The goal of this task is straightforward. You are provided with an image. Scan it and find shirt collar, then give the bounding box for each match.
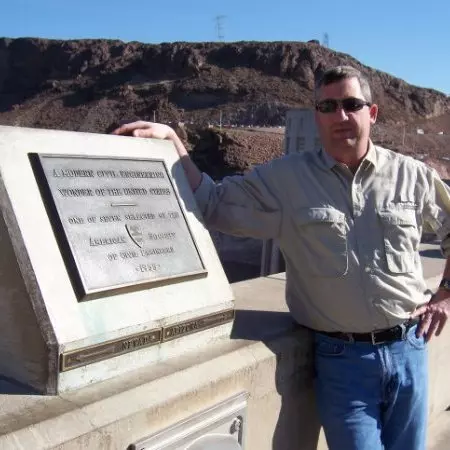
[318,140,378,171]
[364,141,378,170]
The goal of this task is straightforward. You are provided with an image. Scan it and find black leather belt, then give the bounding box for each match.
[318,318,420,345]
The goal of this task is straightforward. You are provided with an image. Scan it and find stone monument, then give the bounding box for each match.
[0,125,234,394]
[284,108,320,155]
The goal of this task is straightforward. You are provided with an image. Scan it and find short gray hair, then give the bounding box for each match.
[315,66,373,103]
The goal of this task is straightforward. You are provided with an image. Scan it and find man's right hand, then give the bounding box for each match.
[111,121,176,141]
[111,120,202,190]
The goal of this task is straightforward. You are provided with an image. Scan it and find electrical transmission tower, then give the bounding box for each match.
[215,15,226,41]
[322,32,330,48]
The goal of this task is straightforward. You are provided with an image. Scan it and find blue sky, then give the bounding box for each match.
[3,0,450,94]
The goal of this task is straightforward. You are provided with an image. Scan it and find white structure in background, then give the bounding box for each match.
[284,108,321,154]
[261,108,321,276]
[417,128,424,135]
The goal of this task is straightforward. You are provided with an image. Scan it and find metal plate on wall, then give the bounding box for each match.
[60,309,234,372]
[30,154,206,300]
[129,392,248,450]
[186,435,241,450]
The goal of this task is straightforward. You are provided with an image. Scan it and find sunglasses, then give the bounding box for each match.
[315,97,371,114]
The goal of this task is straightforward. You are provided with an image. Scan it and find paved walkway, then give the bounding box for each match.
[428,411,450,449]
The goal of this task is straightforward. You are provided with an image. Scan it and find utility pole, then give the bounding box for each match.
[322,32,330,48]
[215,15,226,41]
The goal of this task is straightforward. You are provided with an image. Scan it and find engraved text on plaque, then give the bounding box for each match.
[31,154,206,300]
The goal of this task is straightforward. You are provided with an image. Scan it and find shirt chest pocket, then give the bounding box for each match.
[378,208,420,274]
[294,207,348,278]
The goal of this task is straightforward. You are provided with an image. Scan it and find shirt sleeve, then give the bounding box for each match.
[423,169,450,257]
[193,163,283,239]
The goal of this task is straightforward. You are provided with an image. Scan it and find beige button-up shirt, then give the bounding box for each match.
[194,143,450,332]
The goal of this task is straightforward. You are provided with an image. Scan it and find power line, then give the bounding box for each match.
[215,15,226,41]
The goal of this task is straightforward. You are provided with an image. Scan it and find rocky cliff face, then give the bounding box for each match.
[1,38,449,131]
[0,38,449,180]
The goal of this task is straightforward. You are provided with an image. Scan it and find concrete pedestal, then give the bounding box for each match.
[0,245,448,449]
[0,276,320,450]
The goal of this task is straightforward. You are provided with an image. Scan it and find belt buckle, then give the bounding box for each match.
[345,333,355,343]
[371,330,388,345]
[370,332,379,345]
[371,324,406,345]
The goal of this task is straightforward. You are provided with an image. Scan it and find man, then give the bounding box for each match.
[113,65,450,450]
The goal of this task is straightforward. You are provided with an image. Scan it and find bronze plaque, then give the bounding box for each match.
[60,328,162,372]
[162,309,235,342]
[30,154,207,300]
[59,309,234,371]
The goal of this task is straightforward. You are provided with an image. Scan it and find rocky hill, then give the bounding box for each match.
[0,37,449,178]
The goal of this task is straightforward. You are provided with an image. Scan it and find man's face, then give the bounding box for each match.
[315,77,378,156]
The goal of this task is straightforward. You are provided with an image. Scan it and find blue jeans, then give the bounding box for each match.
[314,325,428,450]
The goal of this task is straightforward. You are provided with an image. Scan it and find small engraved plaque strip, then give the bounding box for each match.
[60,328,162,372]
[60,309,235,372]
[31,154,207,300]
[162,309,235,342]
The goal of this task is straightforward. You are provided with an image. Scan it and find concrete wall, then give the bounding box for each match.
[0,269,449,449]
